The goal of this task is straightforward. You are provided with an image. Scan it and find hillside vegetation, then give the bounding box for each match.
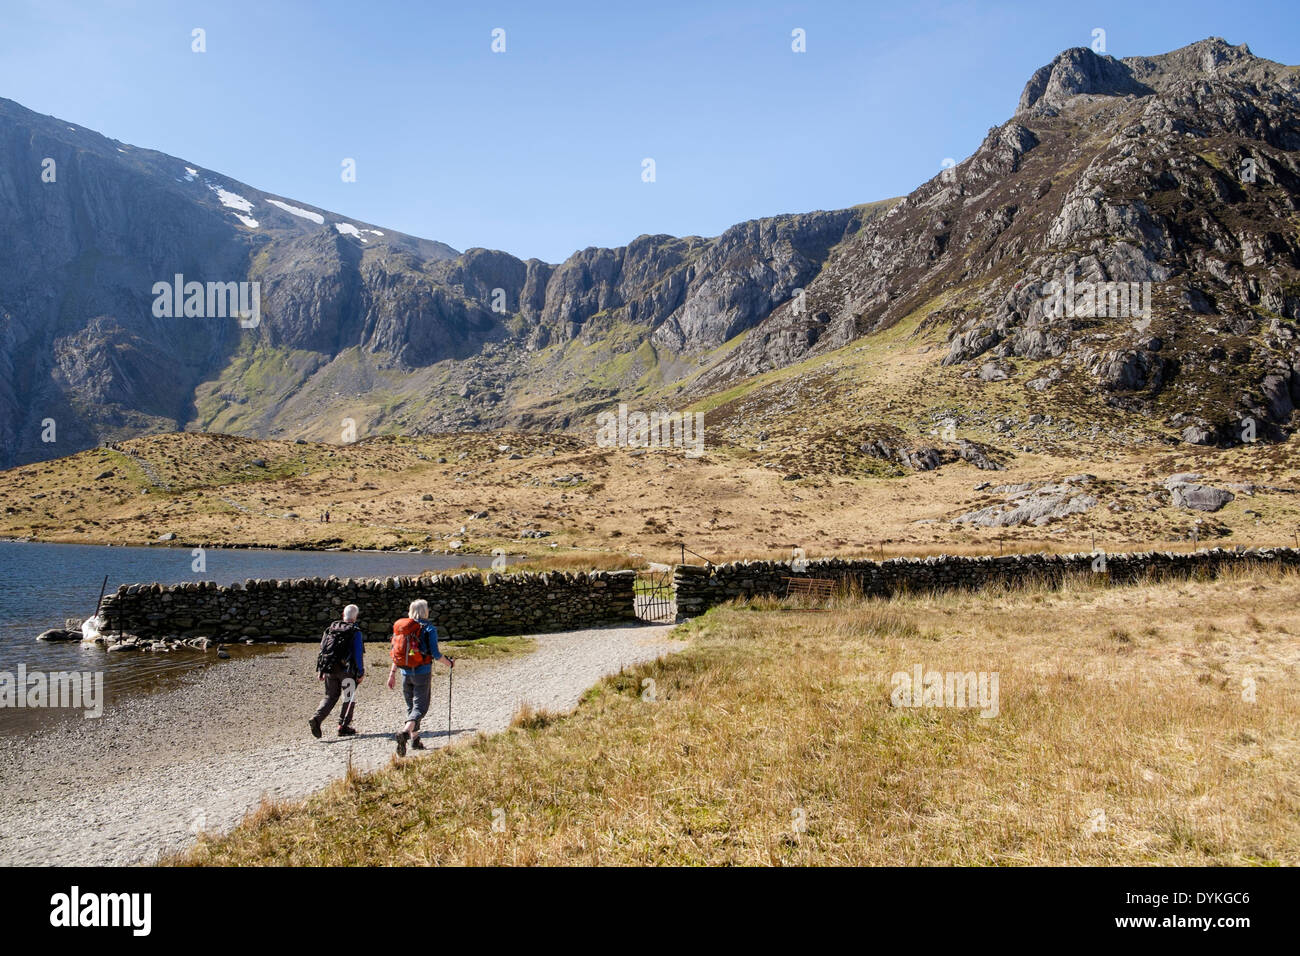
[6,393,1300,563]
[6,291,1300,562]
[174,565,1300,866]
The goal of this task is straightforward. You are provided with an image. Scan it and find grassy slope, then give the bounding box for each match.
[6,425,1300,562]
[175,565,1299,865]
[9,246,1300,561]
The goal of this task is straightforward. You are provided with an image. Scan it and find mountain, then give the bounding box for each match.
[0,94,884,466]
[695,38,1300,454]
[2,37,1299,471]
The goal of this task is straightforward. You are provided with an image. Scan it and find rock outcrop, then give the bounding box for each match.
[692,38,1300,452]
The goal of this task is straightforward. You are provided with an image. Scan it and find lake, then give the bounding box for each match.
[0,541,496,732]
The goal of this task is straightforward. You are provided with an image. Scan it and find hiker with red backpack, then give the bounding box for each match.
[387,599,453,756]
[309,603,365,739]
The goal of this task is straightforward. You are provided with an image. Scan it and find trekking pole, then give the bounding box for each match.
[447,663,453,740]
[94,574,108,620]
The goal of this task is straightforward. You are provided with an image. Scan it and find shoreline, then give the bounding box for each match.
[0,535,509,556]
[5,531,1287,562]
[0,623,680,866]
[0,640,281,736]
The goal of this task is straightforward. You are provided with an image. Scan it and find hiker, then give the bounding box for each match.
[387,599,453,756]
[310,604,365,738]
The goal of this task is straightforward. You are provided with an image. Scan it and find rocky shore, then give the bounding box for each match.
[38,618,227,655]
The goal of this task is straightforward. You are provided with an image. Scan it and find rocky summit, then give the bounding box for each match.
[697,39,1300,442]
[2,37,1298,470]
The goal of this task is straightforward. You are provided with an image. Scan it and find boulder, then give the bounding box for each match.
[1181,423,1217,445]
[1092,349,1155,390]
[1170,483,1234,512]
[978,362,1009,382]
[1261,372,1294,421]
[957,440,1005,471]
[953,484,1097,527]
[902,447,944,471]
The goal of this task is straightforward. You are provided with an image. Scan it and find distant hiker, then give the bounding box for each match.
[387,599,453,756]
[310,604,365,739]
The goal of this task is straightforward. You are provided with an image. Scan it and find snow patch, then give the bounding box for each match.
[266,199,325,224]
[235,215,260,229]
[334,222,366,241]
[365,229,384,236]
[184,167,198,181]
[211,187,255,214]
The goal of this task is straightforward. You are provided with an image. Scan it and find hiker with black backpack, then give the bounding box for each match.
[309,603,365,739]
[387,599,453,756]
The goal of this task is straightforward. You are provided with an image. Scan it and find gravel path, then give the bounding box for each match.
[0,623,679,866]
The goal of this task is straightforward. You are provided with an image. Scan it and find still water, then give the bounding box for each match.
[0,541,493,732]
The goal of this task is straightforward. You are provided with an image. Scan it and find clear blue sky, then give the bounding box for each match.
[3,0,1298,263]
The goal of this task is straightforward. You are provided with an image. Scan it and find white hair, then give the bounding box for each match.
[342,604,360,622]
[408,599,429,620]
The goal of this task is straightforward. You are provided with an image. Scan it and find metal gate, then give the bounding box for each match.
[635,569,676,622]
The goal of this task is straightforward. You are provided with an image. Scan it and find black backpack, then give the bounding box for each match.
[317,620,357,675]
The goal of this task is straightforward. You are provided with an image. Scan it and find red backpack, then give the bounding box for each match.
[390,618,432,668]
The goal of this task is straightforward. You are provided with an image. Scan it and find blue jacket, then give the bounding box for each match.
[349,627,365,677]
[398,619,442,676]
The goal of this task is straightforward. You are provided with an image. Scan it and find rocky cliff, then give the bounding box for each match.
[695,38,1300,450]
[0,93,876,465]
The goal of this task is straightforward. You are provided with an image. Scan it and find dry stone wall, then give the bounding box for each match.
[99,570,638,641]
[98,547,1300,642]
[674,547,1300,614]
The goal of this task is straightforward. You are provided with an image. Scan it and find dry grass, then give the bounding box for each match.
[173,565,1299,866]
[425,552,644,577]
[510,703,559,730]
[495,552,645,574]
[7,427,1300,565]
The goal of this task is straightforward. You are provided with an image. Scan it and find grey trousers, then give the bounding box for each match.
[402,671,433,731]
[313,668,358,726]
